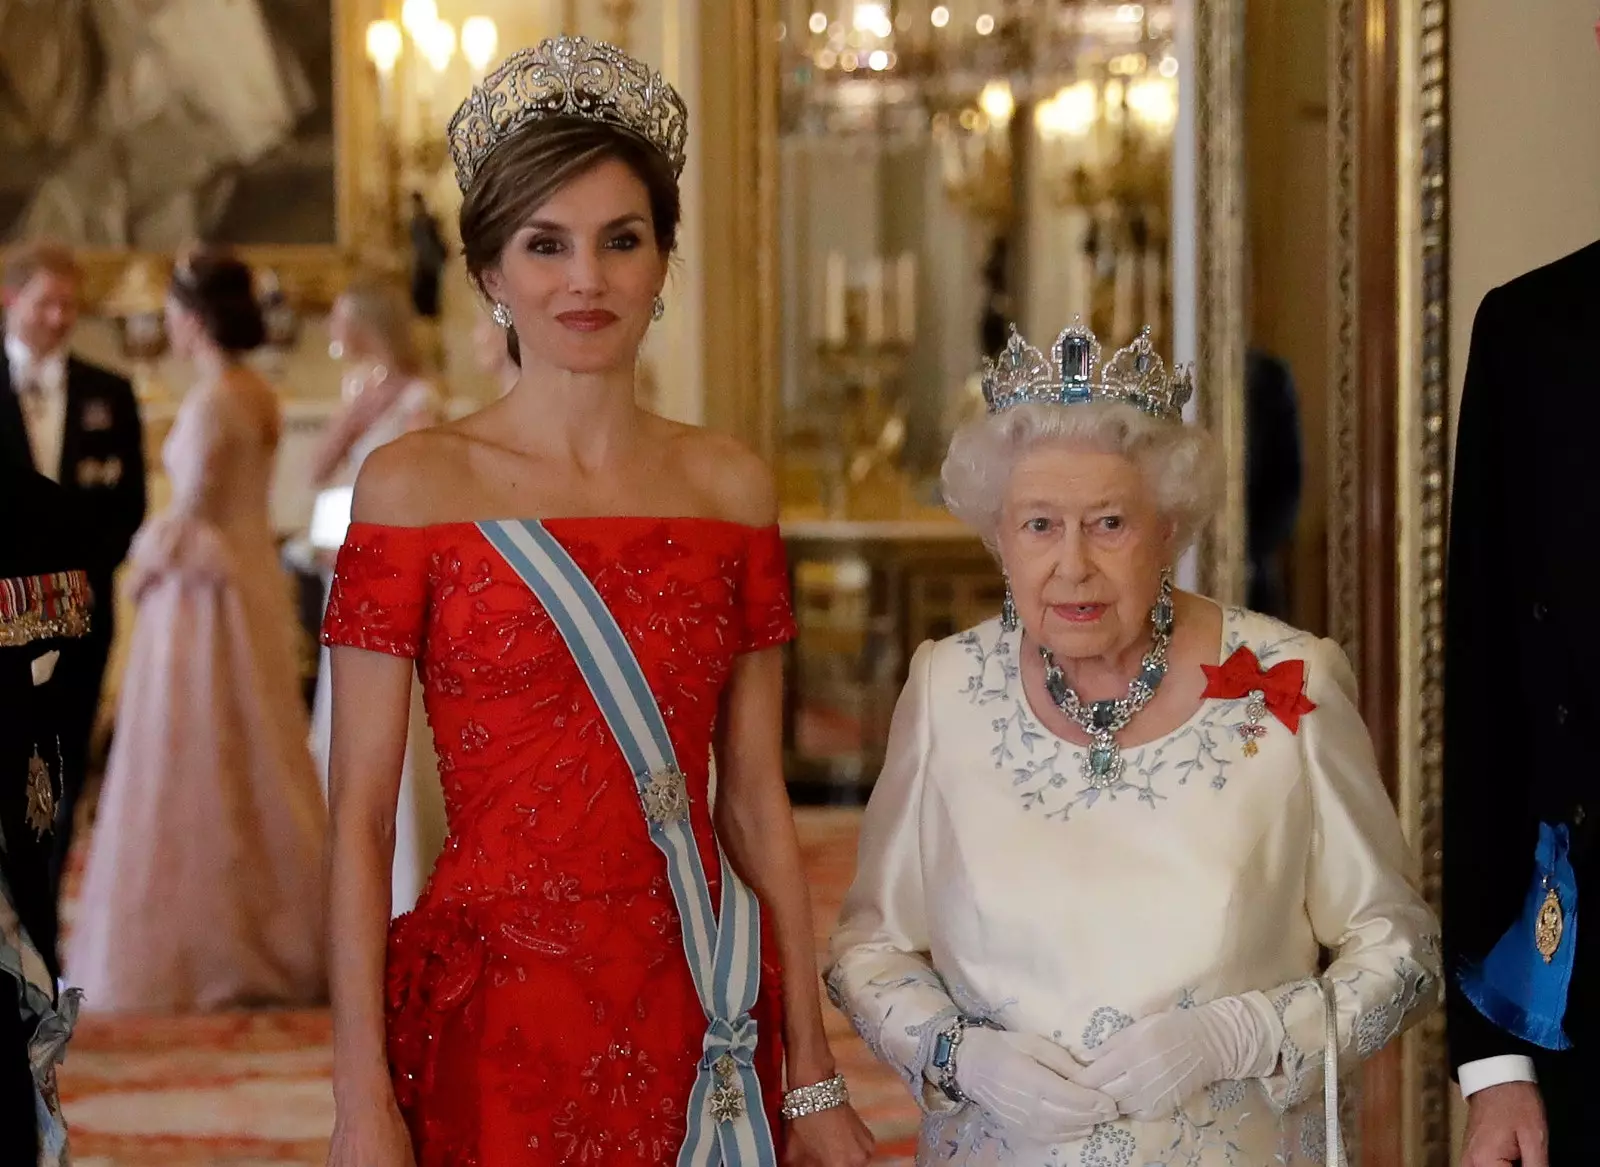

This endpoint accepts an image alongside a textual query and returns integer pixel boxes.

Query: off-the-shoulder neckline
[346,515,779,534]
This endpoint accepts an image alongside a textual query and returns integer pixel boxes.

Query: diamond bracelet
[780,1074,849,1121]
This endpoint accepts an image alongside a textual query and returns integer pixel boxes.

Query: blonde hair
[337,277,420,372]
[941,402,1222,553]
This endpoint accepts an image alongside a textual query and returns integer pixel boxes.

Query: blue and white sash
[479,520,777,1167]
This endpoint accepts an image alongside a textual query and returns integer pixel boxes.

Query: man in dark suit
[1244,349,1303,621]
[0,465,94,1165]
[1446,239,1600,1167]
[0,241,145,901]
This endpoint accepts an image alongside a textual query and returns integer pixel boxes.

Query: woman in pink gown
[67,251,326,1011]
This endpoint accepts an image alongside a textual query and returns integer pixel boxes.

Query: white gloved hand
[1077,992,1284,1122]
[947,1028,1119,1144]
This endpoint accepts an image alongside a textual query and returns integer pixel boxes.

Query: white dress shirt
[6,333,68,481]
[1457,1054,1538,1098]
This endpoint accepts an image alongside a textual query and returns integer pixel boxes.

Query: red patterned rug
[61,808,921,1165]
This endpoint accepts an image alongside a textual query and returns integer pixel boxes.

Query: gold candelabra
[364,1,500,259]
[801,253,919,519]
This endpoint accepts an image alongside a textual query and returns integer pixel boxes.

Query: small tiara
[981,322,1193,423]
[446,35,689,194]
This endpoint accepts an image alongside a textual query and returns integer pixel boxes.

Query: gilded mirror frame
[702,0,1250,605]
[1327,0,1451,1162]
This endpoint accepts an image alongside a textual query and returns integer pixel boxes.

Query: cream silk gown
[828,606,1440,1166]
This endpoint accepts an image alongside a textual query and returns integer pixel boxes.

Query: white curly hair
[940,402,1222,553]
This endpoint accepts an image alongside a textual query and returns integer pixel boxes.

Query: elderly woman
[828,323,1440,1165]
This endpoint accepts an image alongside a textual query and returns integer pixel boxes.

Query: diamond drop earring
[651,295,666,322]
[1001,576,1018,632]
[492,302,512,329]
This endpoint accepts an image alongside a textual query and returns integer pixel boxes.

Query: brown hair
[458,117,681,366]
[3,240,82,292]
[169,248,266,354]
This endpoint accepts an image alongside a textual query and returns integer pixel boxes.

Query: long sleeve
[1441,288,1544,1072]
[825,640,962,1113]
[1255,636,1442,1110]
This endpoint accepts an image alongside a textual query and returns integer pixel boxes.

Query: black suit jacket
[0,350,146,622]
[1443,239,1600,1073]
[0,466,93,1164]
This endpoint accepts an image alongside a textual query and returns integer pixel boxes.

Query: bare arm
[712,645,833,1083]
[666,431,873,1162]
[310,399,371,487]
[324,446,435,1167]
[326,642,410,1101]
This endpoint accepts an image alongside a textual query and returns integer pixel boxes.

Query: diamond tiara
[981,322,1193,422]
[446,35,689,194]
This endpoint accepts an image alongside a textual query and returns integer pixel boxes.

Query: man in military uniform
[0,241,145,900]
[0,464,93,1165]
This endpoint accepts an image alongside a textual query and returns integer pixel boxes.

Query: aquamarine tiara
[447,35,689,193]
[981,322,1193,423]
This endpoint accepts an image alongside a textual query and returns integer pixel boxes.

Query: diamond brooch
[640,764,690,826]
[1239,689,1269,757]
[709,1054,746,1124]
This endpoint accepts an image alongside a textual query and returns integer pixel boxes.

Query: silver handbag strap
[1317,976,1344,1167]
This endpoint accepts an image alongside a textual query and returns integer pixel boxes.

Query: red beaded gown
[321,517,795,1166]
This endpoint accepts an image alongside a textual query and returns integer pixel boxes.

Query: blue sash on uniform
[1457,821,1578,1051]
[478,519,777,1167]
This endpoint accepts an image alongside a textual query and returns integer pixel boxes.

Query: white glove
[1077,992,1284,1121]
[946,1028,1119,1144]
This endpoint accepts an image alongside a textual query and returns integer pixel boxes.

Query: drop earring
[1001,576,1018,633]
[492,302,512,329]
[651,295,666,322]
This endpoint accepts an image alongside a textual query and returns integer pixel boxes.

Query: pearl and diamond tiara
[446,35,689,194]
[981,322,1194,423]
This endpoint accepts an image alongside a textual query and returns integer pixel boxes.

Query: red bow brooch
[1200,646,1317,756]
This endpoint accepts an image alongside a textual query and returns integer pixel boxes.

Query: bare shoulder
[350,425,470,525]
[665,422,778,526]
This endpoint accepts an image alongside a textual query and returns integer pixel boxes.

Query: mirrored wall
[773,0,1181,520]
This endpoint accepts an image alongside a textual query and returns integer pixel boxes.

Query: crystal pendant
[1083,731,1124,789]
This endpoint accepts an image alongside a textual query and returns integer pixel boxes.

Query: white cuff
[1458,1055,1537,1098]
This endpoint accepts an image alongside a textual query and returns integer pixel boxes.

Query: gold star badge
[26,748,55,837]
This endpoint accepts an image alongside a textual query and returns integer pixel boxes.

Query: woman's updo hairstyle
[458,117,681,366]
[169,249,267,354]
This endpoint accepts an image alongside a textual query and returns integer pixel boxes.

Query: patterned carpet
[59,808,922,1165]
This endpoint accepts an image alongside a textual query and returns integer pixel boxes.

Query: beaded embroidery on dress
[322,517,795,1166]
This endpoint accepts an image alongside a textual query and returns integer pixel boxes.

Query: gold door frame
[701,0,1251,605]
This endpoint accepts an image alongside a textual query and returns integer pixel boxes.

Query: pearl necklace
[1038,571,1175,789]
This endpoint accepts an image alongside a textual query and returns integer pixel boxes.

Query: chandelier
[780,3,1174,140]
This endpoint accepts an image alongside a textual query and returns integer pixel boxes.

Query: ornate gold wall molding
[698,0,780,458]
[1327,0,1363,668]
[1192,0,1248,606]
[1328,0,1451,1162]
[1398,0,1452,1162]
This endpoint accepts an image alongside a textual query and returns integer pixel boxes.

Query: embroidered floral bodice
[321,517,796,1166]
[828,607,1441,1166]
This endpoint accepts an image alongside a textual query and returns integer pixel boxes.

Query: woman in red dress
[321,37,874,1167]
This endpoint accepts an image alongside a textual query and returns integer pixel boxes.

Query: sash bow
[1201,646,1317,732]
[703,1012,760,1070]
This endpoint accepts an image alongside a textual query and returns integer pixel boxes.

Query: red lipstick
[557,309,619,332]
